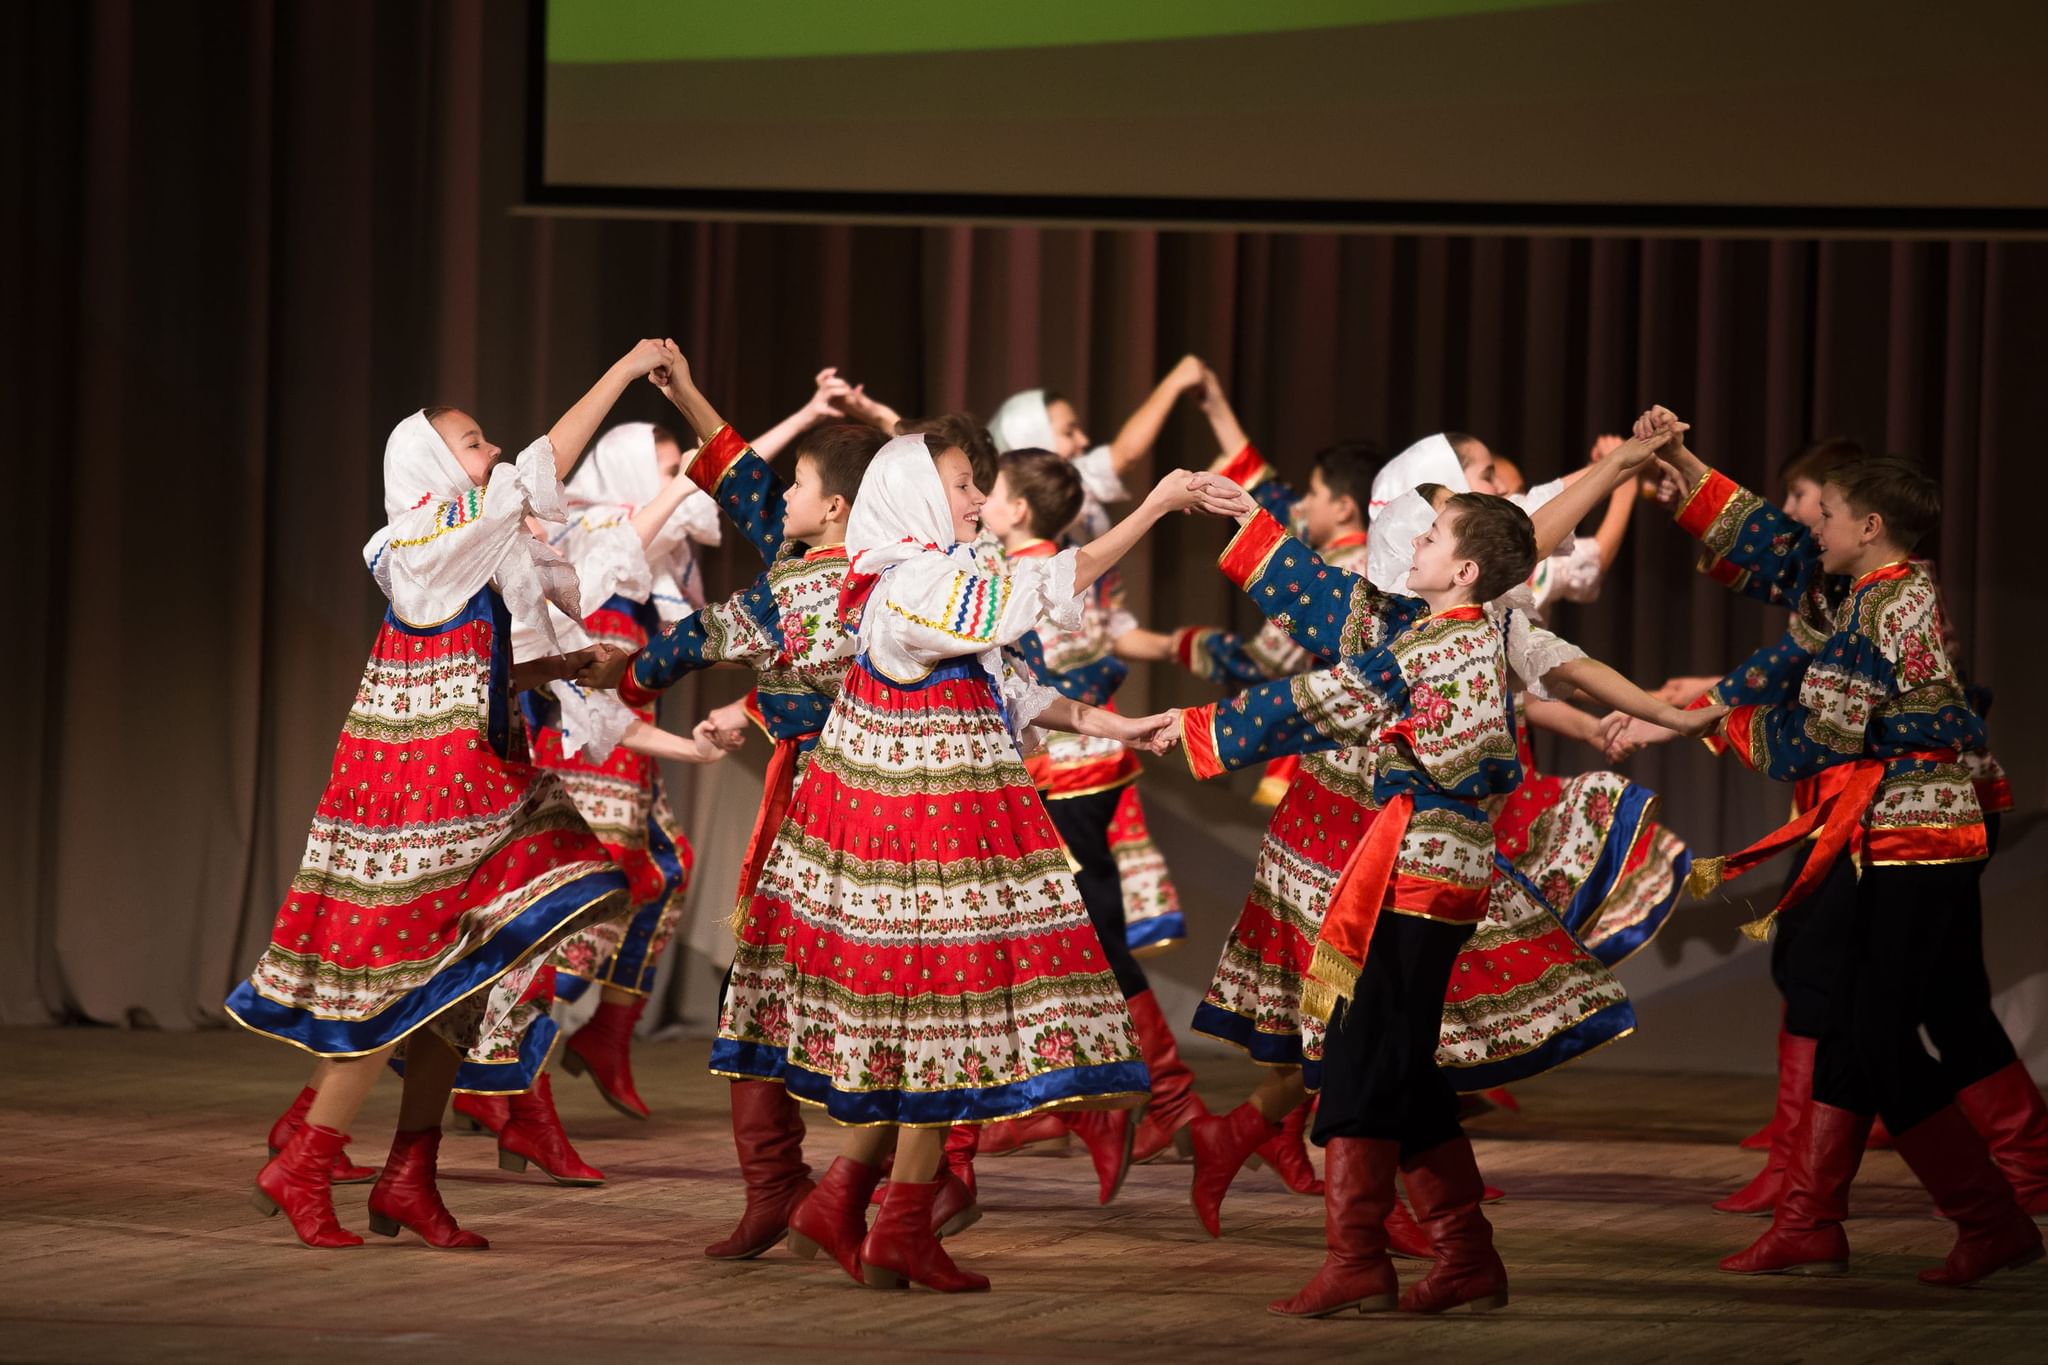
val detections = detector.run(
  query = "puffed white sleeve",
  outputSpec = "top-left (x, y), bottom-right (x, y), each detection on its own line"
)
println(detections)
top-left (863, 551), bottom-right (1085, 680)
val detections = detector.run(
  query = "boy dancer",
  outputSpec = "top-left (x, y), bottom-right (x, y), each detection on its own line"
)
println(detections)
top-left (1638, 410), bottom-right (2040, 1287)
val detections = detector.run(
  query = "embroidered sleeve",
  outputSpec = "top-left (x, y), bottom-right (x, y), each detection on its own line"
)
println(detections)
top-left (1181, 647), bottom-right (1406, 779)
top-left (1210, 442), bottom-right (1298, 525)
top-left (688, 425), bottom-right (785, 568)
top-left (1220, 509), bottom-right (1401, 661)
top-left (1672, 466), bottom-right (1825, 610)
top-left (621, 572), bottom-right (779, 707)
top-left (879, 550), bottom-right (1083, 671)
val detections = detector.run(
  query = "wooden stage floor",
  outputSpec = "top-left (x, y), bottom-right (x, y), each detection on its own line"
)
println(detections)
top-left (2, 1028), bottom-right (2043, 1363)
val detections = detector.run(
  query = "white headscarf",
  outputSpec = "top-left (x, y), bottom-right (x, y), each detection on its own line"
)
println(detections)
top-left (1368, 433), bottom-right (1468, 520)
top-left (363, 411), bottom-right (580, 652)
top-left (988, 388), bottom-right (1059, 454)
top-left (567, 422), bottom-right (722, 620)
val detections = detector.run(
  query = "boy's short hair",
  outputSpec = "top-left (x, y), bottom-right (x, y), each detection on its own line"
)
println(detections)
top-left (1310, 440), bottom-right (1384, 509)
top-left (794, 422), bottom-right (889, 503)
top-left (650, 423), bottom-right (682, 450)
top-left (1444, 492), bottom-right (1538, 601)
top-left (1413, 481), bottom-right (1453, 509)
top-left (1780, 436), bottom-right (1863, 490)
top-left (1826, 454), bottom-right (1941, 553)
top-left (900, 412), bottom-right (998, 492)
top-left (997, 449), bottom-right (1083, 541)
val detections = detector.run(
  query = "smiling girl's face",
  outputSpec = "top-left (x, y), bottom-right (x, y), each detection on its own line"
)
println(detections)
top-left (934, 447), bottom-right (986, 542)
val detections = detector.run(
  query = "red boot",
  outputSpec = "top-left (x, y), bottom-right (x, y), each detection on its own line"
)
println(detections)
top-left (1189, 1102), bottom-right (1281, 1237)
top-left (1740, 1022), bottom-right (1795, 1150)
top-left (1268, 1138), bottom-right (1401, 1317)
top-left (704, 1080), bottom-right (814, 1260)
top-left (1715, 1033), bottom-right (1816, 1216)
top-left (251, 1122), bottom-right (362, 1248)
top-left (787, 1156), bottom-right (884, 1283)
top-left (1251, 1099), bottom-right (1324, 1195)
top-left (1397, 1138), bottom-right (1509, 1314)
top-left (366, 1127), bottom-right (488, 1249)
top-left (1720, 1102), bottom-right (1868, 1275)
top-left (933, 1125), bottom-right (982, 1239)
top-left (1866, 1117), bottom-right (1895, 1150)
top-left (451, 1091), bottom-right (509, 1136)
top-left (1066, 1107), bottom-right (1138, 1205)
top-left (1954, 1060), bottom-right (2048, 1220)
top-left (1386, 1189), bottom-right (1435, 1260)
top-left (561, 996), bottom-right (651, 1120)
top-left (496, 1073), bottom-right (604, 1185)
top-left (1891, 1104), bottom-right (2045, 1286)
top-left (859, 1179), bottom-right (991, 1292)
top-left (267, 1086), bottom-right (378, 1184)
top-left (978, 1112), bottom-right (1070, 1157)
top-left (1127, 991), bottom-right (1208, 1163)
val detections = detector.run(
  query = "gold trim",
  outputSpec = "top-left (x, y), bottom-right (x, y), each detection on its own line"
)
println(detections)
top-left (1041, 772), bottom-right (1141, 801)
top-left (1671, 466), bottom-right (1716, 523)
top-left (1452, 1020), bottom-right (1638, 1093)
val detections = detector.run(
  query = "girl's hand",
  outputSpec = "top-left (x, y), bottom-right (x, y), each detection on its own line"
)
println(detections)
top-left (807, 367), bottom-right (854, 419)
top-left (1671, 702), bottom-right (1730, 738)
top-left (703, 698), bottom-right (753, 748)
top-left (1169, 353), bottom-right (1207, 392)
top-left (836, 382), bottom-right (902, 433)
top-left (1115, 710), bottom-right (1182, 754)
top-left (688, 717), bottom-right (734, 760)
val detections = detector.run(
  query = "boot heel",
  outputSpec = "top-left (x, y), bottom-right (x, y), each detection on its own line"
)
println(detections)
top-left (936, 1206), bottom-right (983, 1240)
top-left (368, 1211), bottom-right (402, 1238)
top-left (862, 1264), bottom-right (902, 1290)
top-left (787, 1230), bottom-right (821, 1260)
top-left (251, 1187), bottom-right (280, 1217)
top-left (1793, 1261), bottom-right (1847, 1277)
top-left (1461, 1292), bottom-right (1509, 1312)
top-left (498, 1150), bottom-right (529, 1173)
top-left (1356, 1294), bottom-right (1397, 1313)
top-left (560, 1051), bottom-right (587, 1077)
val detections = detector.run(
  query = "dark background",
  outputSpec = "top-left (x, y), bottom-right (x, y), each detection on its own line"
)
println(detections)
top-left (5, 2), bottom-right (2042, 1074)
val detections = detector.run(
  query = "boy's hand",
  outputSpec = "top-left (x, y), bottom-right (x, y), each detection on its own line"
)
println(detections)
top-left (1671, 702), bottom-right (1730, 738)
top-left (574, 645), bottom-right (633, 691)
top-left (688, 718), bottom-right (735, 760)
top-left (1114, 709), bottom-right (1182, 754)
top-left (836, 382), bottom-right (902, 433)
top-left (1588, 433), bottom-right (1625, 462)
top-left (1169, 353), bottom-right (1208, 392)
top-left (624, 337), bottom-right (675, 381)
top-left (1164, 470), bottom-right (1254, 520)
top-left (1605, 422), bottom-right (1688, 476)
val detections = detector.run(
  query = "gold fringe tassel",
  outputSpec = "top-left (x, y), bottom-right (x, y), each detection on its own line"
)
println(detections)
top-left (1685, 853), bottom-right (1727, 901)
top-left (1739, 908), bottom-right (1779, 943)
top-left (1302, 941), bottom-right (1363, 1023)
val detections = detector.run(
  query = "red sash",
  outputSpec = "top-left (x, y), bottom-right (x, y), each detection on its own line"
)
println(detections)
top-left (1302, 791), bottom-right (1414, 1024)
top-left (729, 734), bottom-right (808, 932)
top-left (1690, 750), bottom-right (1952, 940)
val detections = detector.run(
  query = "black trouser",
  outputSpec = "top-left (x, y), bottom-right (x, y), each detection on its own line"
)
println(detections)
top-left (1812, 860), bottom-right (1991, 1132)
top-left (1044, 786), bottom-right (1148, 1000)
top-left (1775, 837), bottom-right (2013, 1094)
top-left (1312, 911), bottom-right (1475, 1159)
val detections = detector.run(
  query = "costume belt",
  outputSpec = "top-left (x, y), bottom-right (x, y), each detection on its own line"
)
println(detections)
top-left (728, 731), bottom-right (815, 932)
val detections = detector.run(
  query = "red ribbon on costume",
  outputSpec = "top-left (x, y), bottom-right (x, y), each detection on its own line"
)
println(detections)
top-left (729, 735), bottom-right (805, 932)
top-left (1301, 790), bottom-right (1415, 1024)
top-left (1691, 749), bottom-right (1954, 940)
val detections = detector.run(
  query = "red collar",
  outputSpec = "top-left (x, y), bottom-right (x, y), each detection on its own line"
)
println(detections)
top-left (1008, 537), bottom-right (1058, 559)
top-left (803, 544), bottom-right (849, 562)
top-left (1321, 529), bottom-right (1369, 554)
top-left (1419, 603), bottom-right (1487, 626)
top-left (1851, 559), bottom-right (1911, 590)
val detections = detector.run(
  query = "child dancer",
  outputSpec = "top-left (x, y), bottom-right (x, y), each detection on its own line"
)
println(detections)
top-left (709, 435), bottom-right (1237, 1293)
top-left (581, 353), bottom-right (895, 1260)
top-left (987, 354), bottom-right (1209, 538)
top-left (1167, 444), bottom-right (1703, 1316)
top-left (972, 449), bottom-right (1202, 1180)
top-left (226, 339), bottom-right (674, 1249)
top-left (1636, 413), bottom-right (2040, 1286)
top-left (444, 422), bottom-right (733, 1184)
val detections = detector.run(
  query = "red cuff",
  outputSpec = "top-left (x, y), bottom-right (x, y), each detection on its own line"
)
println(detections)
top-left (1720, 704), bottom-right (1765, 770)
top-left (1685, 690), bottom-right (1732, 755)
top-left (1217, 509), bottom-right (1288, 591)
top-left (1210, 442), bottom-right (1273, 491)
top-left (1181, 703), bottom-right (1226, 780)
top-left (687, 424), bottom-right (749, 494)
top-left (1673, 466), bottom-right (1739, 540)
top-left (617, 649), bottom-right (658, 710)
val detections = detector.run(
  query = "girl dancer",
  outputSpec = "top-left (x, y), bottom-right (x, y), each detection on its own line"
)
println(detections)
top-left (227, 339), bottom-right (674, 1248)
top-left (709, 435), bottom-right (1240, 1292)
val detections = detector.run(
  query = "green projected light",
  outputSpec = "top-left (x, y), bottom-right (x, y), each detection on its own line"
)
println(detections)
top-left (546, 0), bottom-right (1595, 64)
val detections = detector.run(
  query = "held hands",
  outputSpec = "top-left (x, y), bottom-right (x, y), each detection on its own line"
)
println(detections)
top-left (686, 717), bottom-right (738, 761)
top-left (703, 698), bottom-right (753, 750)
top-left (626, 337), bottom-right (681, 387)
top-left (1596, 702), bottom-right (1728, 762)
top-left (1146, 469), bottom-right (1254, 520)
top-left (806, 367), bottom-right (855, 420)
top-left (573, 644), bottom-right (634, 692)
top-left (1169, 353), bottom-right (1208, 393)
top-left (1107, 709), bottom-right (1182, 755)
